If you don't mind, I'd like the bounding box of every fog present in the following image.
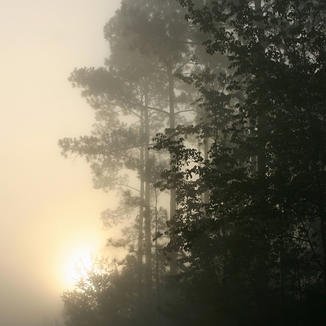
[0,1,121,325]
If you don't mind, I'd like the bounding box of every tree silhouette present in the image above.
[153,0,326,324]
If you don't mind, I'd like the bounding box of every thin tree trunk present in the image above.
[168,62,178,275]
[137,102,145,299]
[154,189,162,326]
[144,85,152,288]
[203,107,210,205]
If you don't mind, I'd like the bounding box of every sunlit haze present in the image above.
[0,1,121,325]
[62,242,95,289]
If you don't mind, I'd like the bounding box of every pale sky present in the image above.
[0,1,121,325]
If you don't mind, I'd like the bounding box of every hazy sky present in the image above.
[0,1,121,325]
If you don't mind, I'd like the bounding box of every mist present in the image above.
[0,1,121,325]
[2,1,326,325]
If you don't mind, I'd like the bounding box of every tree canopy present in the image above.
[60,1,326,325]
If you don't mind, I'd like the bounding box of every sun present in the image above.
[62,242,95,289]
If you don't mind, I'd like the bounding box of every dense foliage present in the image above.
[60,1,326,325]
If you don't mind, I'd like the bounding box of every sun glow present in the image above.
[62,243,95,289]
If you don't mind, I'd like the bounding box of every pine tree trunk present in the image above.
[168,62,178,275]
[138,103,145,299]
[144,85,153,288]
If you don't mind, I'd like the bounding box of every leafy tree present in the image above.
[62,256,139,326]
[153,0,326,324]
